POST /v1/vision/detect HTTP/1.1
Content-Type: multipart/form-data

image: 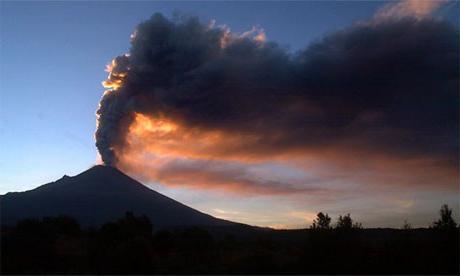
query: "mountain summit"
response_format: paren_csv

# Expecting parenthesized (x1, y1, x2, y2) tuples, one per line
(1, 165, 239, 228)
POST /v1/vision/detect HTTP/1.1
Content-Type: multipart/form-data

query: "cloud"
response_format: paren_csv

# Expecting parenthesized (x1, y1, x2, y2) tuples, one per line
(375, 0, 449, 20)
(95, 11, 459, 194)
(118, 156, 329, 195)
(295, 17, 458, 164)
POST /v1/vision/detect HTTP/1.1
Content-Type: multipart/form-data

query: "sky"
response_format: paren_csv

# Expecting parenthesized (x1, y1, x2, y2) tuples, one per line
(1, 1, 459, 229)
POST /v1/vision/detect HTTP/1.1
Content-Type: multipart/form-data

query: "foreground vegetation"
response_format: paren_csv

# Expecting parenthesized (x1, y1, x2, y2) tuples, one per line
(1, 206, 458, 274)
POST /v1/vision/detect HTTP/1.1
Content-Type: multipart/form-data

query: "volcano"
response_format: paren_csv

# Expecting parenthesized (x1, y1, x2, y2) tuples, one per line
(0, 165, 242, 228)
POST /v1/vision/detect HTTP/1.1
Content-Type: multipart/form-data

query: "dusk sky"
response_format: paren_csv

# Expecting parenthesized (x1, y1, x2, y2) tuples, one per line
(1, 1, 459, 229)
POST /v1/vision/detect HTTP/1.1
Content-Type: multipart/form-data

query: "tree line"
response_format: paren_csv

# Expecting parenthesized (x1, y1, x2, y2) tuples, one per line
(1, 204, 458, 274)
(310, 204, 457, 230)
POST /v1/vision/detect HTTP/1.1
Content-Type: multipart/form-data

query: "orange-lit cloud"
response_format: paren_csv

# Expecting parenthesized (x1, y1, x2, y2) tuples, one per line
(112, 112, 458, 196)
(117, 141, 329, 196)
(101, 55, 129, 91)
(375, 0, 449, 20)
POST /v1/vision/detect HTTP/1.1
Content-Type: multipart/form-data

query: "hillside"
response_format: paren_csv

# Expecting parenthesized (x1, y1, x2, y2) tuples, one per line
(0, 165, 243, 228)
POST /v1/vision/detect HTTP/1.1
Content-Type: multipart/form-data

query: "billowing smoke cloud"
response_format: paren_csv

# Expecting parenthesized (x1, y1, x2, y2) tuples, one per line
(95, 10, 459, 193)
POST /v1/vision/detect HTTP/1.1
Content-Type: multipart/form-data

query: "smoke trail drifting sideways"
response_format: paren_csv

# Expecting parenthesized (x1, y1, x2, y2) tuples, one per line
(95, 12, 458, 193)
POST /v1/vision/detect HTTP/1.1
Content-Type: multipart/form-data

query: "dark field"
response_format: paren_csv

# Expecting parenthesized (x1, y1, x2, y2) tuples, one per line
(1, 213, 458, 274)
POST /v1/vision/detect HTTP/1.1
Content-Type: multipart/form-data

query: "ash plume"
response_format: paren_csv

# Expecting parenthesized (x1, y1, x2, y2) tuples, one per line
(95, 12, 459, 191)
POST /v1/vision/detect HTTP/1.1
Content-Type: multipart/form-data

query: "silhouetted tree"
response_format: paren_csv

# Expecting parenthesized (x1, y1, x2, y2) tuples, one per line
(402, 220, 412, 230)
(432, 204, 457, 230)
(353, 221, 363, 229)
(336, 214, 352, 229)
(336, 214, 362, 229)
(311, 212, 331, 229)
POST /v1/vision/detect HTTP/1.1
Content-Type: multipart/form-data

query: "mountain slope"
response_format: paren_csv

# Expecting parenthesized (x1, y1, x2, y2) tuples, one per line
(0, 165, 241, 228)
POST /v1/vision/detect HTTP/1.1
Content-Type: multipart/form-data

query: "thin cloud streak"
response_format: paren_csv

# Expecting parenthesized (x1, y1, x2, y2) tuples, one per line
(375, 0, 449, 20)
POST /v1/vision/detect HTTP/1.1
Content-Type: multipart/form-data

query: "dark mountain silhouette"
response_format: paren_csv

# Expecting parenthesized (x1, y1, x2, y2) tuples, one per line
(0, 165, 243, 228)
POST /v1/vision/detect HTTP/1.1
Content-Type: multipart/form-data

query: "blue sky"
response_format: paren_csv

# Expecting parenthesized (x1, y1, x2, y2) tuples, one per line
(1, 1, 459, 228)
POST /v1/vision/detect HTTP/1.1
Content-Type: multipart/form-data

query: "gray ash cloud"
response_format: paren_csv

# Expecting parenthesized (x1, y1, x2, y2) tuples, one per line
(95, 13, 459, 168)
